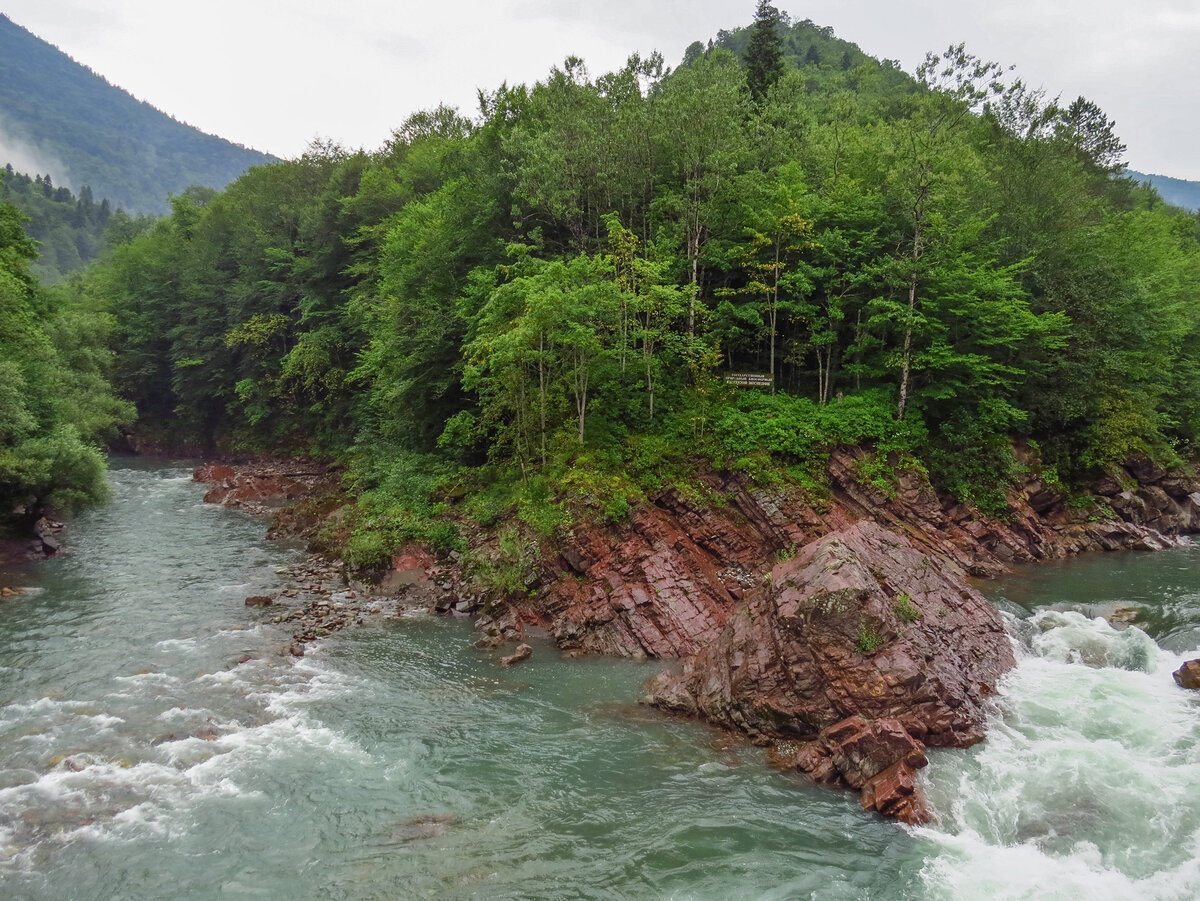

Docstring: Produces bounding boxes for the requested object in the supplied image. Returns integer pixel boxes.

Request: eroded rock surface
[1174,659,1200,690]
[642,522,1013,747]
[515,448,1200,663]
[640,522,1014,821]
[193,461,330,516]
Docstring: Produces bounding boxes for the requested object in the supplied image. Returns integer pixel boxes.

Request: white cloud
[3,0,1197,179]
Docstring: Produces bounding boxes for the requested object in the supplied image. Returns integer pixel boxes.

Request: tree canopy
[52,6,1200,555]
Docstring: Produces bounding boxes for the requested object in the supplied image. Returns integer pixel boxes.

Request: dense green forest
[0,165,155,283]
[0,14,276,215]
[11,6,1200,567]
[0,194,133,536]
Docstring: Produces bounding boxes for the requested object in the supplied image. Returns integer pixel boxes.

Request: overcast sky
[4,0,1198,179]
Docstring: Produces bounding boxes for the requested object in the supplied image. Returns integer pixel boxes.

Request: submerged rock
[389,813,456,843]
[500,643,533,667]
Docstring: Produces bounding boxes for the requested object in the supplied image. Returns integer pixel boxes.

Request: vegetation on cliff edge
[32,6,1200,567]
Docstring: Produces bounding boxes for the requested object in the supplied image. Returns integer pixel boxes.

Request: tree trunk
[538,332,547,467]
[897,270,917,420]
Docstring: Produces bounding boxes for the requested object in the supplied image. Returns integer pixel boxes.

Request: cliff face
[520,447,1200,661]
[641,521,1013,748]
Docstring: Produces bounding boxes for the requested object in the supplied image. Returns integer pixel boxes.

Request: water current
[1,459,1198,900]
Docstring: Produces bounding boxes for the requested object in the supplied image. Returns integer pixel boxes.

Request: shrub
[854,624,886,653]
[893,592,921,622]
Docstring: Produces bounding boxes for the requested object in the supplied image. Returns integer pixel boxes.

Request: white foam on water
[1024,610,1163,672]
[918,611,1200,900]
[192,669,250,687]
[215,623,271,636]
[112,671,180,687]
[70,712,124,731]
[257,655,363,714]
[0,696,74,719]
[0,650,368,868]
[0,708,354,862]
[918,826,1200,901]
[154,638,198,652]
[155,705,213,723]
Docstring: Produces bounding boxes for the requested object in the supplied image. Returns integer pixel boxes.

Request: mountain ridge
[1128,170,1200,211]
[0,13,277,215]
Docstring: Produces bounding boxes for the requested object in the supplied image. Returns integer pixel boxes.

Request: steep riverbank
[193,446,1200,823]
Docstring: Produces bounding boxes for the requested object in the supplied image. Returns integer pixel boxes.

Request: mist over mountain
[0,13,277,215]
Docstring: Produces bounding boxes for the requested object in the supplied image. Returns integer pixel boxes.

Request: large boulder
[643,521,1015,749]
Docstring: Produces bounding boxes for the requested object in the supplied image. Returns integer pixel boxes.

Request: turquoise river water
[1,459,1198,900]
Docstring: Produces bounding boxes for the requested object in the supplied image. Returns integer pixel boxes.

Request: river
[1,459,1198,900]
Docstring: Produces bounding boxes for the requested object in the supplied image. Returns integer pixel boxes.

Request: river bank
[190,445,1200,824]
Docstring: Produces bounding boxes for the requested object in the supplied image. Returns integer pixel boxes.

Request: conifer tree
[744,1,784,102]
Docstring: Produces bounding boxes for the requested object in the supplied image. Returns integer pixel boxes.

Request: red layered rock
[642,521,1014,750]
[193,461,330,514]
[859,759,930,824]
[768,715,934,824]
[511,449,1200,664]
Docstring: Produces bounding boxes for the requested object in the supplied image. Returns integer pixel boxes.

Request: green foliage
[893,592,921,622]
[0,199,130,527]
[709,390,918,484]
[64,8,1200,564]
[744,2,785,102]
[0,166,139,283]
[854,624,886,653]
[339,445,464,569]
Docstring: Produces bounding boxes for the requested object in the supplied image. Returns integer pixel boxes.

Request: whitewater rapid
[918,609,1200,901]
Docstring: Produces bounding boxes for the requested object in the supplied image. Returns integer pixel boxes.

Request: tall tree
[744,1,785,102]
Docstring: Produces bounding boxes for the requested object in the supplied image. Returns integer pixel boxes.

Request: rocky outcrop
[640,521,1013,821]
[517,449,1200,663]
[1174,659,1200,690]
[0,515,64,564]
[500,643,533,666]
[770,715,932,824]
[207,447,1200,823]
[472,448,1200,821]
[641,522,1013,746]
[193,461,332,516]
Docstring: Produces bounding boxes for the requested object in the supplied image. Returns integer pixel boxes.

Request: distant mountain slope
[1129,170,1200,212]
[0,14,277,215]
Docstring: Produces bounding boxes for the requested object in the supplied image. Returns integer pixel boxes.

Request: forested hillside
[689,9,910,87]
[0,14,276,215]
[0,164,154,283]
[1129,170,1200,212]
[0,195,133,537]
[69,5,1200,567]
